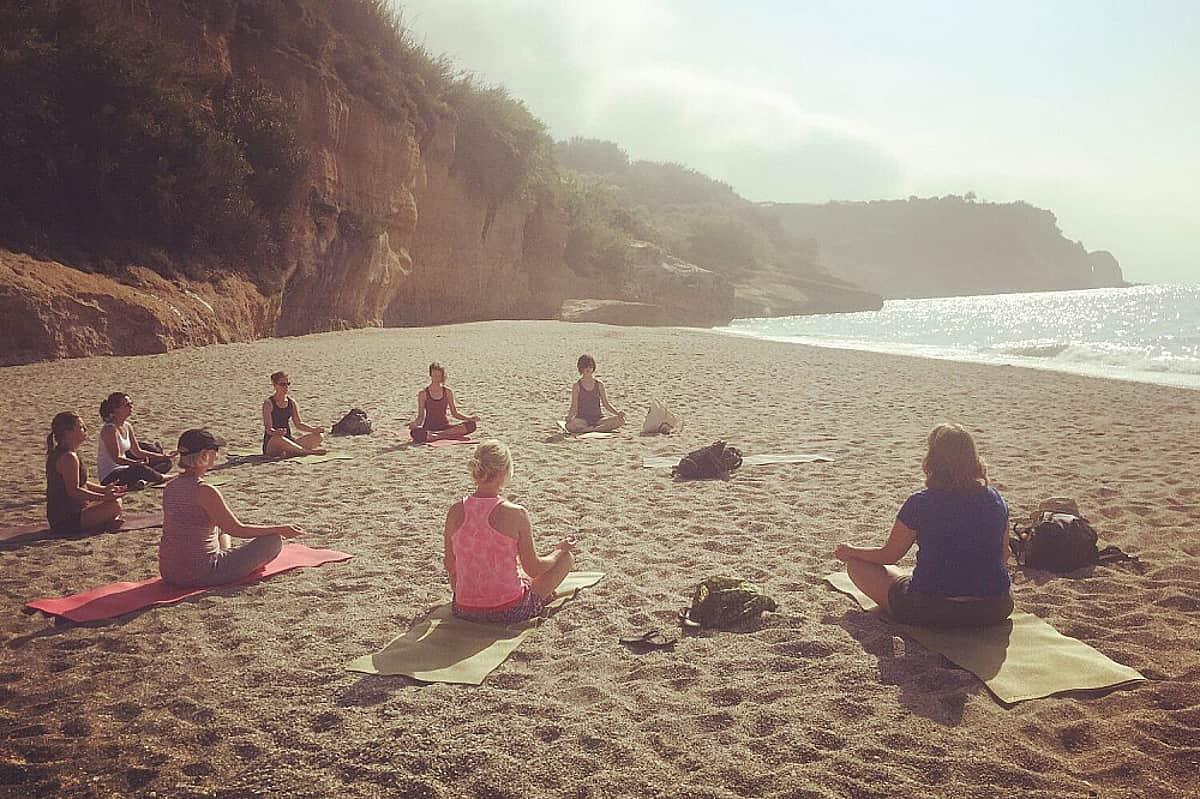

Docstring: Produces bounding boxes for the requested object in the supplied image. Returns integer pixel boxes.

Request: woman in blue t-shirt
[834,423,1014,627]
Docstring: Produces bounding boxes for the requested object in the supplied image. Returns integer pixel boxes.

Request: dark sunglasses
[275,382,291,387]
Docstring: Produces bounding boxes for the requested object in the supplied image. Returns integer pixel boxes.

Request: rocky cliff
[0,0,572,365]
[760,197,1127,300]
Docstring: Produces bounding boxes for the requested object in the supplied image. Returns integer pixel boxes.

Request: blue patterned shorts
[453,585,547,625]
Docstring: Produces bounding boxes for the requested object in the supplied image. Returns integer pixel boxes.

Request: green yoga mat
[825,571,1144,704]
[346,572,605,685]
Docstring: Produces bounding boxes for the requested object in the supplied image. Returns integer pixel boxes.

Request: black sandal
[619,630,677,652]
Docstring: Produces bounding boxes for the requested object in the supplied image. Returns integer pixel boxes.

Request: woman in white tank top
[97,392,173,488]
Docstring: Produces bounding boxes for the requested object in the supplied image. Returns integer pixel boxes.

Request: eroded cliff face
[154,0,571,334]
[384,116,569,326]
[0,0,570,365]
[0,250,273,366]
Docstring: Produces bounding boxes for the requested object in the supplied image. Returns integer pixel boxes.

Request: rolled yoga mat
[26,545,353,622]
[825,571,1144,704]
[346,571,605,685]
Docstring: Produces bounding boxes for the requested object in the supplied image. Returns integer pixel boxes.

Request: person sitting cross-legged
[564,354,625,434]
[409,362,479,443]
[444,440,576,624]
[833,423,1014,628]
[160,429,303,588]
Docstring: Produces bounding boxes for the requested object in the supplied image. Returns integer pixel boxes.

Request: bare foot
[307,448,328,456]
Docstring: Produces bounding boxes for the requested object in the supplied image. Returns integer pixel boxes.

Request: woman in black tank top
[408,362,480,443]
[564,354,626,434]
[44,411,125,535]
[261,372,327,457]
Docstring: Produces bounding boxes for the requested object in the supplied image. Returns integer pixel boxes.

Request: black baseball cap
[177,428,226,455]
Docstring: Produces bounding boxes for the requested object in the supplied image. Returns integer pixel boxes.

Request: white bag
[642,398,680,435]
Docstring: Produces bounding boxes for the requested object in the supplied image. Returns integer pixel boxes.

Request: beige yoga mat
[346,572,605,685]
[226,450,353,465]
[642,453,833,468]
[555,421,616,439]
[825,571,1144,704]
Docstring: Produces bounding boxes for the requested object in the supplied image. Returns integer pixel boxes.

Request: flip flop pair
[618,630,677,652]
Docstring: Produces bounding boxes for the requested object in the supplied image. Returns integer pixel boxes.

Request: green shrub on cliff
[448,80,555,214]
[324,1,556,219]
[0,2,305,285]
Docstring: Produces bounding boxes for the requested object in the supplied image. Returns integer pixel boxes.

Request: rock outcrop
[760,197,1127,300]
[620,243,735,326]
[1088,250,1127,288]
[561,241,736,327]
[0,250,273,366]
[733,269,884,318]
[558,299,672,326]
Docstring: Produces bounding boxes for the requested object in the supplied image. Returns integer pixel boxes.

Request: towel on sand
[345,572,605,685]
[1,511,164,544]
[555,421,615,440]
[26,545,352,622]
[825,571,1144,704]
[642,453,833,469]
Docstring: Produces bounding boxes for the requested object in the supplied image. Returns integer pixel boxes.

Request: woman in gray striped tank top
[159,429,303,587]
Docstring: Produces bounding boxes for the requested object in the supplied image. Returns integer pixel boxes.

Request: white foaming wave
[994,341,1200,377]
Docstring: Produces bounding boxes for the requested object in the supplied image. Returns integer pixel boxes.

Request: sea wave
[988,341,1200,377]
[721,285,1200,389]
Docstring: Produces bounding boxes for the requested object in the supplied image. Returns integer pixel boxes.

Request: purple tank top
[423,388,450,430]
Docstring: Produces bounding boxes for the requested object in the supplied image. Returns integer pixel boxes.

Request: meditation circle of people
[43,357,1014,630]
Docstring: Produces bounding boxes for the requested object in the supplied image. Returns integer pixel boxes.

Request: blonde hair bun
[468,439,512,484]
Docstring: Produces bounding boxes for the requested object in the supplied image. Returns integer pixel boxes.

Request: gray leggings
[181,536,283,588]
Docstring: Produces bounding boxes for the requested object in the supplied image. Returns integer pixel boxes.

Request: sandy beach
[1,320,1198,798]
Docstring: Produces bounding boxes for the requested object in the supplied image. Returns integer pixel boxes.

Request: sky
[398,0,1199,285]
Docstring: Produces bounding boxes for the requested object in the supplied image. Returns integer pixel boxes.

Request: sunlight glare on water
[723,285,1200,389]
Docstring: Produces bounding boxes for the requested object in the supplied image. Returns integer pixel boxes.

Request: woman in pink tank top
[444,440,577,624]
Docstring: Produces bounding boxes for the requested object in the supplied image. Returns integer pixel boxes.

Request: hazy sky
[399,0,1198,284]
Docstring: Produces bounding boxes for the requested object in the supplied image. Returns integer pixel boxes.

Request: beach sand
[1,320,1198,798]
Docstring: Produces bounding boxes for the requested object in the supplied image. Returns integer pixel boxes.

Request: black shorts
[47,510,82,537]
[888,576,1014,628]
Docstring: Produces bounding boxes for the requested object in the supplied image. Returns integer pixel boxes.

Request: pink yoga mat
[1,511,164,543]
[25,544,352,622]
[425,438,475,448]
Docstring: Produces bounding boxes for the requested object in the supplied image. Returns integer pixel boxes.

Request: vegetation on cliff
[0,1,306,288]
[556,137,831,287]
[0,0,557,285]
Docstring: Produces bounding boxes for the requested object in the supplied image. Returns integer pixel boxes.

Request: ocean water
[722,284,1200,390]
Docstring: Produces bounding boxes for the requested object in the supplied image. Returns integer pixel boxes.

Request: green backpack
[680,577,778,629]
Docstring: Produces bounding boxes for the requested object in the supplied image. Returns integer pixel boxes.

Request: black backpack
[331,408,373,436]
[671,440,743,480]
[1010,511,1136,573]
